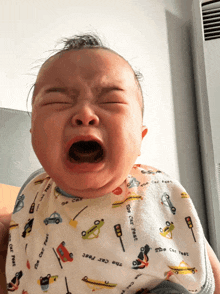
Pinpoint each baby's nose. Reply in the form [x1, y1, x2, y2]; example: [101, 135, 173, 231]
[71, 106, 99, 126]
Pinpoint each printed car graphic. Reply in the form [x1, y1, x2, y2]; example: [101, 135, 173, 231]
[56, 242, 73, 262]
[161, 193, 176, 215]
[181, 192, 190, 198]
[127, 177, 140, 188]
[9, 220, 19, 230]
[54, 186, 63, 199]
[112, 193, 143, 208]
[7, 271, 23, 291]
[37, 274, 58, 292]
[159, 221, 175, 239]
[44, 212, 62, 225]
[29, 193, 38, 214]
[13, 194, 25, 214]
[81, 219, 104, 239]
[132, 244, 151, 269]
[34, 176, 50, 185]
[168, 261, 197, 275]
[82, 276, 117, 291]
[22, 218, 34, 238]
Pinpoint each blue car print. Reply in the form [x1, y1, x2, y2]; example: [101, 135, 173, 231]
[44, 212, 62, 225]
[13, 194, 25, 214]
[127, 177, 140, 188]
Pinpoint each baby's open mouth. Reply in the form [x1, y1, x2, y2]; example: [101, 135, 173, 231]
[68, 140, 104, 163]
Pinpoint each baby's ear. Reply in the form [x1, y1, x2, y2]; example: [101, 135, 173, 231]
[142, 126, 148, 139]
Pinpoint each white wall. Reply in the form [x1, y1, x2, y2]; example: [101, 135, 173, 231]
[1, 0, 208, 233]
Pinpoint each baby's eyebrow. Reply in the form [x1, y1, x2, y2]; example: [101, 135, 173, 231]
[44, 86, 124, 96]
[97, 86, 124, 96]
[44, 87, 69, 94]
[44, 87, 80, 97]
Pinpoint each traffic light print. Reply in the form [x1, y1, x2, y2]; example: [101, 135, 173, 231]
[114, 224, 125, 252]
[185, 216, 196, 242]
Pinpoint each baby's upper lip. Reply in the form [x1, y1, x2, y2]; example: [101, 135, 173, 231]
[65, 135, 104, 154]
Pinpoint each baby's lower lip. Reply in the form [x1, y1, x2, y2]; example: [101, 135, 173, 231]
[65, 159, 105, 173]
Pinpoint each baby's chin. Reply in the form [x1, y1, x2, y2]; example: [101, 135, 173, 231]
[42, 153, 129, 199]
[54, 170, 124, 199]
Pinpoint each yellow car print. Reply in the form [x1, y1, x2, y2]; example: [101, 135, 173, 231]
[81, 219, 104, 239]
[9, 220, 19, 230]
[82, 276, 117, 291]
[159, 221, 175, 239]
[181, 192, 190, 198]
[34, 176, 50, 185]
[168, 261, 197, 275]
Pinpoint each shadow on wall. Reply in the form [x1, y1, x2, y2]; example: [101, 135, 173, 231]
[165, 10, 208, 239]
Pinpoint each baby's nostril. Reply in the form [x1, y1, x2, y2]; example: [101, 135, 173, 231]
[89, 120, 95, 125]
[76, 119, 83, 125]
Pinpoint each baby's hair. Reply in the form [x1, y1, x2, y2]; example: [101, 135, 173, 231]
[61, 34, 104, 50]
[32, 34, 144, 117]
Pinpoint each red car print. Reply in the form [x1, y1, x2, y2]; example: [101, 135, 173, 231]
[56, 242, 73, 262]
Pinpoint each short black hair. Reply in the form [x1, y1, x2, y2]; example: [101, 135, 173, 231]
[34, 34, 144, 117]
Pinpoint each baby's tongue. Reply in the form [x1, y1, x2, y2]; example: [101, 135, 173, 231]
[69, 141, 103, 163]
[73, 148, 101, 163]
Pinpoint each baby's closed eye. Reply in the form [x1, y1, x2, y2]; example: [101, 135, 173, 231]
[99, 94, 127, 105]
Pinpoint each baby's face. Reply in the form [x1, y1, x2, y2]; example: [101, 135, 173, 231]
[31, 48, 147, 198]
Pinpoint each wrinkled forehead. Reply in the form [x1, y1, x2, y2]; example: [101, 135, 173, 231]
[37, 48, 135, 83]
[34, 48, 139, 95]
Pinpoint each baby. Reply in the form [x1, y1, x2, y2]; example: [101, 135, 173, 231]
[5, 34, 220, 294]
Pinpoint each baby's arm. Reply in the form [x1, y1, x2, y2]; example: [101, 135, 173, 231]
[206, 241, 220, 294]
[0, 214, 12, 294]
